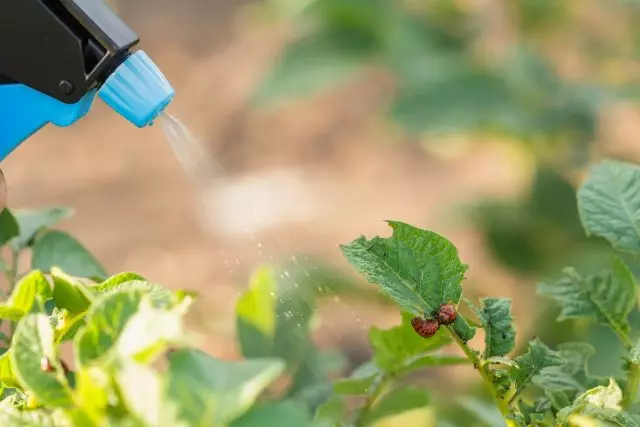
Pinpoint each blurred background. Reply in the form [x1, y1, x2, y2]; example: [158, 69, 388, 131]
[2, 0, 640, 424]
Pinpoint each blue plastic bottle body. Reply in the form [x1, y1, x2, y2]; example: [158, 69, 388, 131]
[0, 84, 96, 161]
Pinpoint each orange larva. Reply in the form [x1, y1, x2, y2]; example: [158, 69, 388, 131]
[411, 317, 440, 338]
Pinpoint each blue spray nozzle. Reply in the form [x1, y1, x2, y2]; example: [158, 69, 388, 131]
[98, 50, 174, 127]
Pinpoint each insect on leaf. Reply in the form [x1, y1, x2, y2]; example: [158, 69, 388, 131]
[340, 221, 467, 317]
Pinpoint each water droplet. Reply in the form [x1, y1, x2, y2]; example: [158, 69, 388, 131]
[284, 271, 290, 278]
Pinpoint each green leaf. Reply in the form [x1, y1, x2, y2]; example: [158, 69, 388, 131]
[368, 312, 452, 373]
[333, 361, 380, 395]
[231, 401, 313, 427]
[252, 29, 372, 107]
[557, 379, 625, 423]
[0, 351, 19, 389]
[313, 396, 345, 427]
[538, 257, 636, 335]
[451, 315, 476, 342]
[8, 270, 51, 314]
[114, 362, 185, 427]
[400, 354, 470, 374]
[10, 206, 73, 249]
[0, 306, 25, 322]
[236, 266, 277, 356]
[74, 290, 145, 366]
[73, 366, 111, 423]
[92, 280, 174, 307]
[534, 343, 596, 396]
[11, 314, 72, 407]
[365, 387, 430, 425]
[0, 406, 60, 426]
[0, 209, 19, 247]
[340, 221, 467, 317]
[95, 273, 146, 291]
[167, 348, 285, 426]
[577, 160, 640, 253]
[51, 269, 93, 315]
[32, 230, 107, 279]
[481, 298, 516, 358]
[510, 338, 563, 394]
[115, 296, 190, 363]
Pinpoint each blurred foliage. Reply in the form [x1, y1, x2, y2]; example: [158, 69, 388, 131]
[251, 0, 640, 279]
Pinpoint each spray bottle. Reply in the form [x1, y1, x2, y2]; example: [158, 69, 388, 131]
[0, 0, 175, 207]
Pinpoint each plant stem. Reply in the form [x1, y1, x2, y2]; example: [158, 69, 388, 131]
[355, 374, 393, 427]
[446, 326, 512, 421]
[623, 362, 640, 410]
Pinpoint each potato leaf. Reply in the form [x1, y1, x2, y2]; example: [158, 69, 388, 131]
[481, 298, 516, 358]
[538, 257, 636, 336]
[510, 338, 563, 394]
[341, 221, 467, 317]
[577, 160, 640, 253]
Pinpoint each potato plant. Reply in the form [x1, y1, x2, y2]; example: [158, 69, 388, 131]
[0, 158, 638, 426]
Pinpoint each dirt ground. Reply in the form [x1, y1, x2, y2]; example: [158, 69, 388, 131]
[3, 1, 639, 368]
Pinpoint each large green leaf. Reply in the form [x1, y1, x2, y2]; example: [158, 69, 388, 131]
[577, 160, 640, 253]
[50, 268, 94, 315]
[32, 230, 107, 280]
[368, 312, 451, 373]
[340, 221, 467, 317]
[10, 206, 73, 249]
[11, 314, 72, 407]
[0, 350, 19, 388]
[481, 298, 516, 358]
[333, 361, 380, 396]
[0, 209, 19, 247]
[538, 257, 636, 335]
[510, 338, 563, 394]
[167, 349, 285, 426]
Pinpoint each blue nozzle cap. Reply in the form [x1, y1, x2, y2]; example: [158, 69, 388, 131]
[98, 50, 174, 127]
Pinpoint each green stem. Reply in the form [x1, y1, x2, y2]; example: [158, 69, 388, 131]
[446, 326, 512, 421]
[355, 374, 393, 427]
[623, 362, 640, 410]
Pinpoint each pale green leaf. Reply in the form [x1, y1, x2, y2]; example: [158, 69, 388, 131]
[74, 290, 145, 367]
[94, 273, 147, 291]
[8, 270, 51, 313]
[538, 257, 636, 334]
[167, 349, 285, 426]
[0, 405, 60, 426]
[365, 387, 430, 425]
[481, 298, 516, 358]
[0, 209, 19, 247]
[32, 230, 107, 280]
[510, 338, 563, 394]
[401, 354, 470, 374]
[73, 366, 111, 423]
[458, 396, 506, 427]
[557, 379, 624, 423]
[341, 221, 467, 317]
[577, 160, 640, 253]
[369, 312, 451, 373]
[115, 362, 186, 427]
[91, 280, 174, 307]
[534, 342, 596, 396]
[11, 314, 72, 407]
[10, 206, 73, 249]
[0, 350, 19, 388]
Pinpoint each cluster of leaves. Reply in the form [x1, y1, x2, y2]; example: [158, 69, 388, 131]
[0, 208, 319, 426]
[331, 159, 640, 426]
[253, 0, 636, 146]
